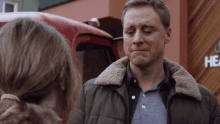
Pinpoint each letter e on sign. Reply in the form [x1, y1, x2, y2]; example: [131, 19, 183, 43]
[212, 55, 219, 67]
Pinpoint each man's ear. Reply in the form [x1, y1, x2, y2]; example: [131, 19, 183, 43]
[165, 27, 171, 44]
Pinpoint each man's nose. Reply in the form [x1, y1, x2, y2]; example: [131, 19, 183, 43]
[133, 31, 144, 45]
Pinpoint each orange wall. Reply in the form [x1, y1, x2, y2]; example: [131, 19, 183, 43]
[42, 0, 109, 22]
[109, 0, 126, 19]
[164, 0, 188, 70]
[42, 0, 126, 22]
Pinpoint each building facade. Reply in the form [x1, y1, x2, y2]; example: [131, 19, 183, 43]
[0, 0, 39, 12]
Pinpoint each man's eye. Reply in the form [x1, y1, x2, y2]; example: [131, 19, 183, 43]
[125, 30, 134, 35]
[143, 30, 152, 34]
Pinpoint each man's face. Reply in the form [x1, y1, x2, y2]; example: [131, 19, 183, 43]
[123, 6, 171, 67]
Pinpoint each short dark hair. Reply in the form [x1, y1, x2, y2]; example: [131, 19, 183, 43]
[122, 0, 170, 30]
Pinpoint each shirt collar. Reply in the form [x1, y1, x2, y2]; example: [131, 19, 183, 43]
[125, 61, 174, 91]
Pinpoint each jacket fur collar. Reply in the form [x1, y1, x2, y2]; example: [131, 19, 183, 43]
[94, 57, 201, 101]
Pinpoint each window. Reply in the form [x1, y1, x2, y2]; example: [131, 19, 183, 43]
[38, 0, 76, 11]
[76, 42, 115, 83]
[1, 1, 18, 13]
[5, 3, 14, 12]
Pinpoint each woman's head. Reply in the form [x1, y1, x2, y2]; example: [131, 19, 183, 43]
[0, 17, 79, 123]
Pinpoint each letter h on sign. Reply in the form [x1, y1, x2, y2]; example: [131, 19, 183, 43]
[205, 55, 220, 68]
[205, 56, 212, 68]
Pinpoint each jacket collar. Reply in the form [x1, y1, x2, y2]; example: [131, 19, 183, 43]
[94, 57, 201, 101]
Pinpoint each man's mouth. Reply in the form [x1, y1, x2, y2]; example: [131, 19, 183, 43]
[132, 49, 149, 52]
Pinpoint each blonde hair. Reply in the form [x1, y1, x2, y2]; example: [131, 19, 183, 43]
[122, 0, 170, 30]
[0, 17, 80, 123]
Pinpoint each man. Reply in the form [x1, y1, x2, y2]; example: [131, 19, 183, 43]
[70, 0, 220, 124]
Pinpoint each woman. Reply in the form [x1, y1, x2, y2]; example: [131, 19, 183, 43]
[0, 17, 80, 124]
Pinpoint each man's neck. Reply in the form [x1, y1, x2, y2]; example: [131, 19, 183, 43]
[129, 60, 165, 92]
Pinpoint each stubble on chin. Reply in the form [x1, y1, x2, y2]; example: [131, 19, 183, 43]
[129, 51, 164, 69]
[129, 54, 151, 68]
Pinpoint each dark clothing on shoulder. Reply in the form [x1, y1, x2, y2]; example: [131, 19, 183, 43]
[69, 57, 220, 124]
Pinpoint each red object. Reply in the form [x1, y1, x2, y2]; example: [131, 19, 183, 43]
[0, 12, 113, 48]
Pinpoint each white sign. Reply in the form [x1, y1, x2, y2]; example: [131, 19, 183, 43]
[205, 55, 220, 68]
[204, 41, 220, 68]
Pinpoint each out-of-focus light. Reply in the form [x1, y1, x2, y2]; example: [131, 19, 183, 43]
[88, 18, 100, 27]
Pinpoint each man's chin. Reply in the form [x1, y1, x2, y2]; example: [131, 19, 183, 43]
[130, 58, 151, 68]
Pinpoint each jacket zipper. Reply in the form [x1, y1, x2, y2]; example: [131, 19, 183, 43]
[117, 92, 128, 124]
[110, 85, 129, 124]
[166, 89, 176, 124]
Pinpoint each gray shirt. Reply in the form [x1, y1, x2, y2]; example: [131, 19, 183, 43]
[131, 83, 167, 124]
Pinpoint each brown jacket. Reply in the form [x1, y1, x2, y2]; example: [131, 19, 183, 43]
[70, 57, 220, 124]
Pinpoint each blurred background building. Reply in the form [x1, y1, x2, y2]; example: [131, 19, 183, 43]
[0, 0, 38, 12]
[1, 0, 220, 102]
